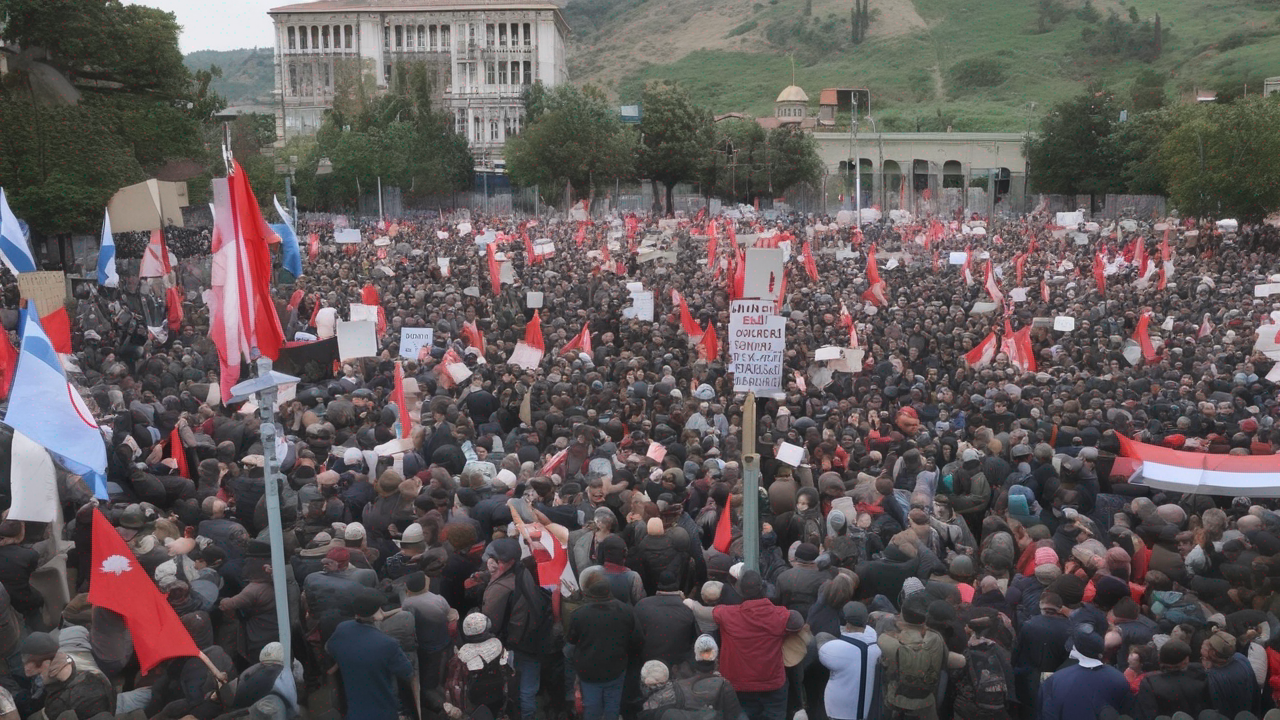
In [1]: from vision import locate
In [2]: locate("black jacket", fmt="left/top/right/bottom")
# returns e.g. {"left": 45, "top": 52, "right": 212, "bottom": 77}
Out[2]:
{"left": 567, "top": 596, "right": 643, "bottom": 683}
{"left": 1134, "top": 666, "right": 1211, "bottom": 720}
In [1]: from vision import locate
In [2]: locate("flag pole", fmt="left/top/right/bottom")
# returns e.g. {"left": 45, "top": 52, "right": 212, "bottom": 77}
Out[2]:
{"left": 741, "top": 392, "right": 760, "bottom": 574}
{"left": 254, "top": 356, "right": 293, "bottom": 672}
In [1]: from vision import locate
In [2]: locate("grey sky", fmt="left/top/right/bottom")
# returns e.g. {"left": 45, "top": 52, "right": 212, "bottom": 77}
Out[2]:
{"left": 127, "top": 0, "right": 281, "bottom": 53}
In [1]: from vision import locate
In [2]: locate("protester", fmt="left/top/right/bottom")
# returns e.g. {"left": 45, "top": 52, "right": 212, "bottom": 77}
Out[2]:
{"left": 3, "top": 202, "right": 1279, "bottom": 720}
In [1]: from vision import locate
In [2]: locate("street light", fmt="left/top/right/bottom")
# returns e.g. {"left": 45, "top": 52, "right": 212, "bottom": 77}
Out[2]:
{"left": 228, "top": 358, "right": 300, "bottom": 675}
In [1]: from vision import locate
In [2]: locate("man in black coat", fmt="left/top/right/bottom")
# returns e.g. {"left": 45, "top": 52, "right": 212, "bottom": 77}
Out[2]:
{"left": 1133, "top": 640, "right": 1210, "bottom": 720}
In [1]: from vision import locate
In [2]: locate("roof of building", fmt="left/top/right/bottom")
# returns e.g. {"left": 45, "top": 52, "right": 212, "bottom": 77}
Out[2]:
{"left": 775, "top": 85, "right": 809, "bottom": 104}
{"left": 270, "top": 0, "right": 561, "bottom": 13}
{"left": 819, "top": 89, "right": 837, "bottom": 106}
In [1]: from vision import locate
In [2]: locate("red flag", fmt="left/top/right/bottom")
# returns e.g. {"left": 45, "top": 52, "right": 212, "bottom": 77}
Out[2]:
{"left": 169, "top": 425, "right": 191, "bottom": 479}
{"left": 713, "top": 502, "right": 733, "bottom": 554}
{"left": 361, "top": 283, "right": 387, "bottom": 336}
{"left": 524, "top": 310, "right": 545, "bottom": 352}
{"left": 308, "top": 232, "right": 319, "bottom": 262}
{"left": 961, "top": 246, "right": 974, "bottom": 285}
{"left": 707, "top": 222, "right": 718, "bottom": 271}
{"left": 486, "top": 242, "right": 501, "bottom": 296}
{"left": 1160, "top": 227, "right": 1171, "bottom": 262}
{"left": 139, "top": 229, "right": 173, "bottom": 278}
{"left": 393, "top": 361, "right": 410, "bottom": 438}
{"left": 1158, "top": 261, "right": 1168, "bottom": 291}
{"left": 560, "top": 323, "right": 592, "bottom": 356}
{"left": 862, "top": 243, "right": 887, "bottom": 307}
{"left": 1014, "top": 253, "right": 1026, "bottom": 285}
{"left": 1094, "top": 249, "right": 1107, "bottom": 296}
{"left": 308, "top": 295, "right": 322, "bottom": 330}
{"left": 574, "top": 222, "right": 588, "bottom": 247}
{"left": 462, "top": 320, "right": 485, "bottom": 352}
{"left": 1041, "top": 278, "right": 1050, "bottom": 303}
{"left": 677, "top": 292, "right": 703, "bottom": 337}
{"left": 88, "top": 508, "right": 200, "bottom": 673}
{"left": 701, "top": 321, "right": 718, "bottom": 361}
{"left": 802, "top": 241, "right": 818, "bottom": 282}
{"left": 41, "top": 307, "right": 72, "bottom": 354}
{"left": 964, "top": 330, "right": 999, "bottom": 368}
{"left": 209, "top": 161, "right": 286, "bottom": 402}
{"left": 540, "top": 447, "right": 569, "bottom": 476}
{"left": 726, "top": 220, "right": 737, "bottom": 247}
{"left": 287, "top": 289, "right": 304, "bottom": 314}
{"left": 732, "top": 246, "right": 745, "bottom": 300}
{"left": 1134, "top": 311, "right": 1156, "bottom": 362}
{"left": 1132, "top": 234, "right": 1146, "bottom": 272}
{"left": 0, "top": 328, "right": 14, "bottom": 400}
{"left": 166, "top": 285, "right": 184, "bottom": 333}
{"left": 775, "top": 269, "right": 788, "bottom": 314}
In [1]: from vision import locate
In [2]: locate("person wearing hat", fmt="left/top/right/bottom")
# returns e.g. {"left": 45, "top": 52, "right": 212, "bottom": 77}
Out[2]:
{"left": 1201, "top": 629, "right": 1258, "bottom": 718}
{"left": 634, "top": 568, "right": 698, "bottom": 667}
{"left": 941, "top": 448, "right": 991, "bottom": 539}
{"left": 480, "top": 537, "right": 551, "bottom": 720}
{"left": 1036, "top": 625, "right": 1130, "bottom": 719}
{"left": 325, "top": 589, "right": 413, "bottom": 720}
{"left": 877, "top": 593, "right": 958, "bottom": 720}
{"left": 21, "top": 631, "right": 116, "bottom": 719}
{"left": 566, "top": 566, "right": 642, "bottom": 720}
{"left": 712, "top": 569, "right": 802, "bottom": 720}
{"left": 401, "top": 571, "right": 451, "bottom": 694}
{"left": 816, "top": 601, "right": 880, "bottom": 720}
{"left": 442, "top": 612, "right": 511, "bottom": 719}
{"left": 198, "top": 497, "right": 252, "bottom": 593}
{"left": 219, "top": 539, "right": 279, "bottom": 665}
{"left": 775, "top": 542, "right": 831, "bottom": 618}
{"left": 0, "top": 520, "right": 42, "bottom": 623}
{"left": 1132, "top": 639, "right": 1210, "bottom": 720}
{"left": 1011, "top": 591, "right": 1071, "bottom": 717}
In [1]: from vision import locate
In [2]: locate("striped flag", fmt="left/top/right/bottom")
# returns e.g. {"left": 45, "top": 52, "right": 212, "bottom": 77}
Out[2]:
{"left": 97, "top": 209, "right": 118, "bottom": 288}
{"left": 0, "top": 188, "right": 37, "bottom": 274}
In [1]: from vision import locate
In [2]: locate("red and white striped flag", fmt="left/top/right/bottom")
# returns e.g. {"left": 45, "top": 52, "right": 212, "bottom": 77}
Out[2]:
{"left": 560, "top": 322, "right": 592, "bottom": 356}
{"left": 961, "top": 247, "right": 974, "bottom": 285}
{"left": 393, "top": 361, "right": 410, "bottom": 438}
{"left": 1041, "top": 277, "right": 1050, "bottom": 303}
{"left": 1198, "top": 313, "right": 1214, "bottom": 339}
{"left": 208, "top": 161, "right": 285, "bottom": 402}
{"left": 1118, "top": 434, "right": 1280, "bottom": 496}
{"left": 964, "top": 330, "right": 999, "bottom": 368}
{"left": 984, "top": 260, "right": 1004, "bottom": 307}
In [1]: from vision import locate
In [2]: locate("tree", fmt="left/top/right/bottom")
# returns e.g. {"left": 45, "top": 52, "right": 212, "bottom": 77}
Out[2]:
{"left": 636, "top": 81, "right": 713, "bottom": 215}
{"left": 1130, "top": 69, "right": 1167, "bottom": 112}
{"left": 1026, "top": 84, "right": 1123, "bottom": 206}
{"left": 764, "top": 125, "right": 823, "bottom": 198}
{"left": 1159, "top": 97, "right": 1280, "bottom": 223}
{"left": 1108, "top": 105, "right": 1182, "bottom": 196}
{"left": 851, "top": 0, "right": 870, "bottom": 44}
{"left": 504, "top": 84, "right": 634, "bottom": 207}
{"left": 700, "top": 119, "right": 822, "bottom": 204}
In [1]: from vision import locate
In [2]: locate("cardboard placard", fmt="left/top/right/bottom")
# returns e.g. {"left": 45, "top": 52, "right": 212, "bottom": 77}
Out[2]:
{"left": 1053, "top": 316, "right": 1076, "bottom": 332}
{"left": 349, "top": 303, "right": 379, "bottom": 323}
{"left": 526, "top": 291, "right": 544, "bottom": 308}
{"left": 437, "top": 257, "right": 451, "bottom": 276}
{"left": 815, "top": 346, "right": 843, "bottom": 361}
{"left": 336, "top": 320, "right": 377, "bottom": 360}
{"left": 729, "top": 299, "right": 785, "bottom": 395}
{"left": 622, "top": 291, "right": 655, "bottom": 321}
{"left": 335, "top": 228, "right": 361, "bottom": 243}
{"left": 399, "top": 327, "right": 434, "bottom": 359}
{"left": 17, "top": 271, "right": 65, "bottom": 317}
{"left": 1009, "top": 287, "right": 1028, "bottom": 303}
{"left": 743, "top": 248, "right": 785, "bottom": 301}
{"left": 1254, "top": 283, "right": 1280, "bottom": 297}
{"left": 949, "top": 252, "right": 968, "bottom": 265}
{"left": 646, "top": 443, "right": 667, "bottom": 463}
{"left": 457, "top": 222, "right": 472, "bottom": 235}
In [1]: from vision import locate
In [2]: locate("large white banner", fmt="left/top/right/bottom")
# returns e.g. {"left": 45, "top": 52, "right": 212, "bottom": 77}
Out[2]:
{"left": 729, "top": 299, "right": 786, "bottom": 396}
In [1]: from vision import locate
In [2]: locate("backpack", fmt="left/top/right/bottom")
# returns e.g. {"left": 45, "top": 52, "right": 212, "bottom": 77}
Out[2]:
{"left": 963, "top": 641, "right": 1013, "bottom": 712}
{"left": 463, "top": 654, "right": 512, "bottom": 715}
{"left": 1149, "top": 590, "right": 1207, "bottom": 628}
{"left": 654, "top": 678, "right": 720, "bottom": 720}
{"left": 503, "top": 566, "right": 555, "bottom": 654}
{"left": 891, "top": 632, "right": 940, "bottom": 703}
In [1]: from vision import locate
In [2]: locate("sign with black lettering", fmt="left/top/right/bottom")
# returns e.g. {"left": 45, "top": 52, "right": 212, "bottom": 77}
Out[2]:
{"left": 729, "top": 299, "right": 786, "bottom": 397}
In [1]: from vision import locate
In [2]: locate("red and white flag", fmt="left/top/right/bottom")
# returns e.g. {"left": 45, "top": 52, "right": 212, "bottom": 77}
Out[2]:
{"left": 1041, "top": 278, "right": 1050, "bottom": 303}
{"left": 1198, "top": 313, "right": 1214, "bottom": 339}
{"left": 961, "top": 247, "right": 974, "bottom": 286}
{"left": 964, "top": 330, "right": 999, "bottom": 368}
{"left": 540, "top": 446, "right": 569, "bottom": 476}
{"left": 560, "top": 322, "right": 592, "bottom": 356}
{"left": 984, "top": 260, "right": 1004, "bottom": 307}
{"left": 139, "top": 229, "right": 174, "bottom": 278}
{"left": 393, "top": 361, "right": 410, "bottom": 438}
{"left": 701, "top": 320, "right": 719, "bottom": 361}
{"left": 507, "top": 311, "right": 545, "bottom": 370}
{"left": 1118, "top": 434, "right": 1280, "bottom": 496}
{"left": 1000, "top": 319, "right": 1036, "bottom": 373}
{"left": 486, "top": 243, "right": 501, "bottom": 295}
{"left": 802, "top": 241, "right": 818, "bottom": 282}
{"left": 1093, "top": 249, "right": 1107, "bottom": 296}
{"left": 861, "top": 243, "right": 888, "bottom": 307}
{"left": 89, "top": 508, "right": 200, "bottom": 673}
{"left": 462, "top": 320, "right": 485, "bottom": 352}
{"left": 1014, "top": 253, "right": 1027, "bottom": 285}
{"left": 208, "top": 161, "right": 285, "bottom": 402}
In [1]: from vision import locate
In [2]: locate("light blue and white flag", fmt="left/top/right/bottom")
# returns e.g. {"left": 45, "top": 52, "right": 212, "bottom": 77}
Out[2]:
{"left": 272, "top": 195, "right": 303, "bottom": 278}
{"left": 4, "top": 308, "right": 108, "bottom": 498}
{"left": 97, "top": 208, "right": 118, "bottom": 287}
{"left": 0, "top": 188, "right": 37, "bottom": 274}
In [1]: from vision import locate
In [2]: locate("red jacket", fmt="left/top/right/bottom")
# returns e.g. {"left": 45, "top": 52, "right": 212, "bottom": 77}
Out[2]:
{"left": 713, "top": 598, "right": 792, "bottom": 692}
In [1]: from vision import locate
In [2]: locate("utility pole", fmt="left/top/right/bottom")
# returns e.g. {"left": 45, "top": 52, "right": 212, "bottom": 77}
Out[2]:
{"left": 741, "top": 392, "right": 759, "bottom": 573}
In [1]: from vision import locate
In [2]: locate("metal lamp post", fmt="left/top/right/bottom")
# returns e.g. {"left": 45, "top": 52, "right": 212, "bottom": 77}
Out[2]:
{"left": 228, "top": 357, "right": 300, "bottom": 670}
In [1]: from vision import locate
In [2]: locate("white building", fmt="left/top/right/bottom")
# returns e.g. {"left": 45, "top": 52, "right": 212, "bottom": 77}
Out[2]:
{"left": 268, "top": 0, "right": 569, "bottom": 173}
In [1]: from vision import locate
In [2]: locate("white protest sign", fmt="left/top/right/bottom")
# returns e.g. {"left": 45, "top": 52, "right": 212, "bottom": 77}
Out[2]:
{"left": 8, "top": 431, "right": 57, "bottom": 522}
{"left": 526, "top": 291, "right": 544, "bottom": 309}
{"left": 829, "top": 348, "right": 865, "bottom": 373}
{"left": 1254, "top": 283, "right": 1280, "bottom": 297}
{"left": 437, "top": 257, "right": 451, "bottom": 276}
{"left": 350, "top": 303, "right": 379, "bottom": 323}
{"left": 1056, "top": 211, "right": 1084, "bottom": 227}
{"left": 337, "top": 320, "right": 377, "bottom": 360}
{"left": 886, "top": 257, "right": 900, "bottom": 270}
{"left": 776, "top": 442, "right": 805, "bottom": 467}
{"left": 335, "top": 228, "right": 361, "bottom": 243}
{"left": 971, "top": 301, "right": 1001, "bottom": 315}
{"left": 729, "top": 299, "right": 786, "bottom": 396}
{"left": 399, "top": 327, "right": 434, "bottom": 359}
{"left": 436, "top": 230, "right": 450, "bottom": 240}
{"left": 949, "top": 251, "right": 968, "bottom": 265}
{"left": 623, "top": 291, "right": 655, "bottom": 321}
{"left": 626, "top": 282, "right": 644, "bottom": 293}
{"left": 457, "top": 222, "right": 472, "bottom": 235}
{"left": 742, "top": 248, "right": 785, "bottom": 301}
{"left": 1010, "top": 288, "right": 1028, "bottom": 303}
{"left": 815, "top": 346, "right": 843, "bottom": 361}
{"left": 1053, "top": 316, "right": 1076, "bottom": 332}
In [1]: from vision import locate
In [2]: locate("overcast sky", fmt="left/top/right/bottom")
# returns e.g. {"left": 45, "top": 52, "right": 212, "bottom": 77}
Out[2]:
{"left": 128, "top": 0, "right": 281, "bottom": 53}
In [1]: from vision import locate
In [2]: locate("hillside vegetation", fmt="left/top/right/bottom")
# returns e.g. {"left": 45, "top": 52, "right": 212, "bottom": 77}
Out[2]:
{"left": 186, "top": 0, "right": 1280, "bottom": 131}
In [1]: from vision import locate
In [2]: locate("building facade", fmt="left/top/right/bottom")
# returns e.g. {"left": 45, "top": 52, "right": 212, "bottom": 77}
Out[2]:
{"left": 268, "top": 0, "right": 569, "bottom": 173}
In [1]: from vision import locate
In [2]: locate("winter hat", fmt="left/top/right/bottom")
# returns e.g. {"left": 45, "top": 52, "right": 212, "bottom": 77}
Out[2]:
{"left": 694, "top": 634, "right": 719, "bottom": 661}
{"left": 1034, "top": 564, "right": 1063, "bottom": 586}
{"left": 641, "top": 660, "right": 669, "bottom": 686}
{"left": 795, "top": 543, "right": 819, "bottom": 562}
{"left": 462, "top": 612, "right": 491, "bottom": 639}
{"left": 1105, "top": 547, "right": 1132, "bottom": 574}
{"left": 1049, "top": 573, "right": 1086, "bottom": 607}
{"left": 1033, "top": 547, "right": 1059, "bottom": 567}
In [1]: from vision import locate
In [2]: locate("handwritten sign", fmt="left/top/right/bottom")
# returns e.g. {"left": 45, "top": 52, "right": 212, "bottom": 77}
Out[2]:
{"left": 399, "top": 327, "right": 434, "bottom": 359}
{"left": 17, "top": 271, "right": 65, "bottom": 317}
{"left": 729, "top": 299, "right": 785, "bottom": 396}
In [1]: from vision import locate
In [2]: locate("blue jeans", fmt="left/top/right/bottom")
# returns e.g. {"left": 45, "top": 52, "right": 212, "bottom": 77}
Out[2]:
{"left": 512, "top": 651, "right": 541, "bottom": 720}
{"left": 580, "top": 673, "right": 625, "bottom": 720}
{"left": 739, "top": 680, "right": 788, "bottom": 720}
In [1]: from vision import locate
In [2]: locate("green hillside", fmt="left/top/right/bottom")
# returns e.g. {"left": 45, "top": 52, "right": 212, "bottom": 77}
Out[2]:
{"left": 184, "top": 48, "right": 276, "bottom": 106}
{"left": 184, "top": 0, "right": 1280, "bottom": 129}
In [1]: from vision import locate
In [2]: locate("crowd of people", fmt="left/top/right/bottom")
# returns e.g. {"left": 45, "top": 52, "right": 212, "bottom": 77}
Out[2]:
{"left": 3, "top": 204, "right": 1280, "bottom": 720}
